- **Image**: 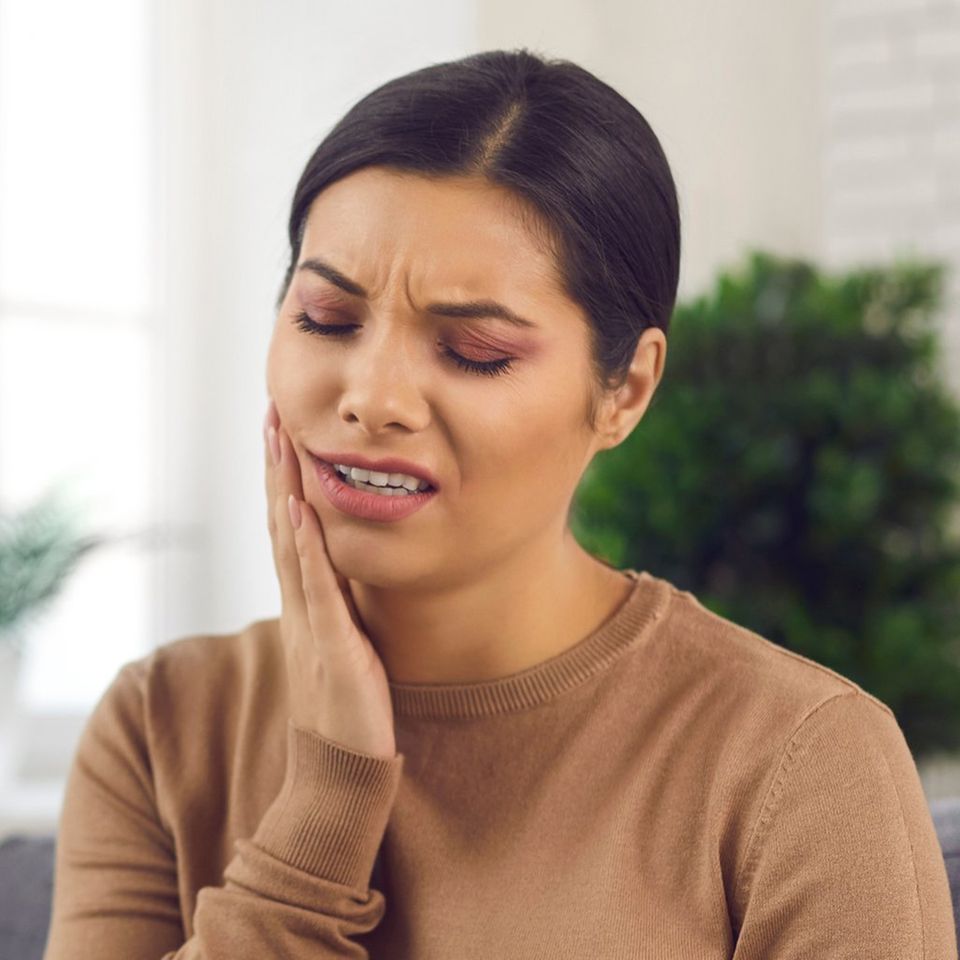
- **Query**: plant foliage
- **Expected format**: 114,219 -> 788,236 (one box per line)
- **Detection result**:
0,485 -> 107,655
571,251 -> 960,757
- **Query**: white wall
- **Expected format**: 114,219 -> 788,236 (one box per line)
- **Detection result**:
822,0 -> 960,386
477,0 -> 827,302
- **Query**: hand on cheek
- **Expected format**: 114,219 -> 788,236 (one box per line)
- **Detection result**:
262,398 -> 398,759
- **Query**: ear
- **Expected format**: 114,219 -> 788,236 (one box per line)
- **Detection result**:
594,326 -> 667,452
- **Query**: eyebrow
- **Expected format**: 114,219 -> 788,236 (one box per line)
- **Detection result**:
296,257 -> 539,330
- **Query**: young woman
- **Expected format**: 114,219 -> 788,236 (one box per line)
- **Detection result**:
43,48 -> 957,959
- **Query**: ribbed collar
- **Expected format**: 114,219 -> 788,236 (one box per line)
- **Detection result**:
387,568 -> 671,720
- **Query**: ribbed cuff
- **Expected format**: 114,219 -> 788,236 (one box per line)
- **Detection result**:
250,718 -> 404,889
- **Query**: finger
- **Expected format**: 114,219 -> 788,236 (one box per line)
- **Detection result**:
328,556 -> 364,633
284,427 -> 305,503
263,397 -> 279,494
292,494 -> 372,670
264,413 -> 284,579
336,569 -> 364,634
264,414 -> 278,544
265,407 -> 365,636
265,396 -> 278,433
272,425 -> 309,631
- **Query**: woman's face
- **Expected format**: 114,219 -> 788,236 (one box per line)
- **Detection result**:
266,166 -> 614,590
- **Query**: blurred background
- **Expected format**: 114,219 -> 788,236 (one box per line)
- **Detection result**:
1,0 -> 959,839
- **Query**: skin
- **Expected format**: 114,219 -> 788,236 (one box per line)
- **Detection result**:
265,165 -> 666,691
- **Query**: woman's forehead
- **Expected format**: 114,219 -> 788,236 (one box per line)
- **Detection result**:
298,170 -> 570,310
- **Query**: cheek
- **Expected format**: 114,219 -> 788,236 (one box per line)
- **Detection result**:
457,411 -> 559,502
265,325 -> 330,420
266,341 -> 300,410
482,392 -> 588,500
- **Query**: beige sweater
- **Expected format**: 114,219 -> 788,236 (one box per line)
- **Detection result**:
42,568 -> 958,958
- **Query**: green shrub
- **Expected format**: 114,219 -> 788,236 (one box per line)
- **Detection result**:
572,251 -> 960,758
0,486 -> 107,655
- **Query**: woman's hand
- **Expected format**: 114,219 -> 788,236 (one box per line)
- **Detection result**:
263,398 -> 397,759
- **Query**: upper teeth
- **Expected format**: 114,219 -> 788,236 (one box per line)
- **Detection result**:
334,464 -> 430,492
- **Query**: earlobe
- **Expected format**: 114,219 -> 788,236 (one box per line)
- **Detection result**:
603,424 -> 624,451
593,406 -> 622,451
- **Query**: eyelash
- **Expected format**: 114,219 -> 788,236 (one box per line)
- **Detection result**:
291,311 -> 515,378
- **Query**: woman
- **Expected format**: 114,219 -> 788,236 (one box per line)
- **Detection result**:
43,48 -> 957,959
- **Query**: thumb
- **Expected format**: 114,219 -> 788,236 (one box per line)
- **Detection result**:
291,495 -> 370,660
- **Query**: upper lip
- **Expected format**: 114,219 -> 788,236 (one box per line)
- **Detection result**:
312,450 -> 440,490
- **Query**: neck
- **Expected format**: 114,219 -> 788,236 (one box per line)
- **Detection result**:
348,532 -> 633,686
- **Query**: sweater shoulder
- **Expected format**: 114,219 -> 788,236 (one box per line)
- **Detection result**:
655,579 -> 894,721
127,617 -> 285,753
146,616 -> 281,673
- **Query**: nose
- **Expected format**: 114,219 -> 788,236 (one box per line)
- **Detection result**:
336,322 -> 430,435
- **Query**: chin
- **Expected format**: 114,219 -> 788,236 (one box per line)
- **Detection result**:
318,529 -> 431,587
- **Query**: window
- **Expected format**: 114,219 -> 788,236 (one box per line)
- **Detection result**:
0,0 -> 156,826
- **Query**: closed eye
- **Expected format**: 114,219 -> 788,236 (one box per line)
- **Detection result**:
291,311 -> 515,379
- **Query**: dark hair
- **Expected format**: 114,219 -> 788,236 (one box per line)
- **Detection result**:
278,48 -> 681,431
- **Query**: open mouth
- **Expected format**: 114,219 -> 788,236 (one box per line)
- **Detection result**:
313,455 -> 438,522
328,461 -> 435,497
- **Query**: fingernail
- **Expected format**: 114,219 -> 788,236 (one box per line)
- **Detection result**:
268,426 -> 280,465
287,494 -> 302,530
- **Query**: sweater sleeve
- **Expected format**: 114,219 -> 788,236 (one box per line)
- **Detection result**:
731,690 -> 958,959
42,658 -> 404,960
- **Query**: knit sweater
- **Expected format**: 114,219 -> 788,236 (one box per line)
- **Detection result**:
42,568 -> 957,959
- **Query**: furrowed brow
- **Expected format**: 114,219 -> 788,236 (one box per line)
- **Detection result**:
296,257 -> 538,329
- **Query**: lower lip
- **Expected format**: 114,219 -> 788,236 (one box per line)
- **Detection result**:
313,456 -> 439,522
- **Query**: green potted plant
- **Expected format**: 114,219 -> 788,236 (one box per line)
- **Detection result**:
0,485 -> 108,654
572,250 -> 960,759
0,486 -> 108,784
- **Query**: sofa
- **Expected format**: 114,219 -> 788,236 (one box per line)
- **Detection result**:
4,800 -> 960,958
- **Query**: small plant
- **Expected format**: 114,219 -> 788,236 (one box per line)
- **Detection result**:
572,251 -> 960,758
0,484 -> 108,656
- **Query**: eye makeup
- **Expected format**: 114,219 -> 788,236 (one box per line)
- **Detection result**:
291,311 -> 516,378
